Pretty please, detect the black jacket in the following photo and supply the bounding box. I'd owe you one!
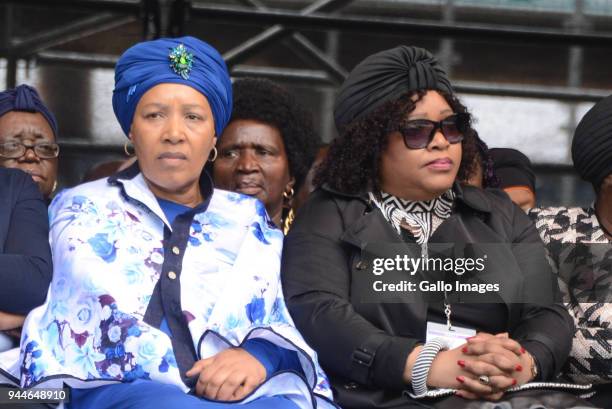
[281,183,574,408]
[0,168,52,315]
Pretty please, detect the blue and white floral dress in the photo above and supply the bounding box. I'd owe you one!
[0,165,335,409]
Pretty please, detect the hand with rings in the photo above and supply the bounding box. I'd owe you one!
[426,343,513,401]
[454,332,535,401]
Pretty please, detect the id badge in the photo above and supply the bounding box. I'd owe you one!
[426,321,476,349]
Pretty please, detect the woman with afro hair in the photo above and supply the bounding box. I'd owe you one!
[212,78,320,233]
[281,46,578,408]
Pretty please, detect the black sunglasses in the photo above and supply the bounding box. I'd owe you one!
[391,113,469,149]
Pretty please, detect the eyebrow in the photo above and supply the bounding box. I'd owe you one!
[141,103,168,110]
[182,104,206,111]
[3,131,50,141]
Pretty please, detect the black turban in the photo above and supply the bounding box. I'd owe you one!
[572,95,612,190]
[489,148,536,192]
[334,45,453,131]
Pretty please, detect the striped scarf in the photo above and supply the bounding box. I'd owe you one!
[369,189,455,245]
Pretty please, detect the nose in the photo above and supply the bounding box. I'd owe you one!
[164,112,186,144]
[236,150,259,173]
[18,145,41,163]
[427,127,450,151]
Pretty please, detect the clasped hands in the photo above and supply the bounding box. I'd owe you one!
[186,348,267,402]
[407,332,536,401]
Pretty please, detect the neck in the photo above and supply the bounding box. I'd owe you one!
[270,206,283,228]
[595,189,612,239]
[146,179,203,208]
[382,186,445,202]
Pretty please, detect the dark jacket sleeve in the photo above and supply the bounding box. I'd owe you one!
[505,199,574,381]
[0,171,53,314]
[281,191,417,390]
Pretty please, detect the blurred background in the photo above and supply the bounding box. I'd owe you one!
[2,0,612,206]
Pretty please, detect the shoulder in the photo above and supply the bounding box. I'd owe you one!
[460,185,519,224]
[208,188,284,245]
[49,178,118,216]
[528,206,589,228]
[0,167,38,194]
[527,206,596,243]
[209,188,269,221]
[289,188,365,237]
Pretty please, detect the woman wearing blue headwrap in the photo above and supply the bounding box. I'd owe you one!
[0,37,335,409]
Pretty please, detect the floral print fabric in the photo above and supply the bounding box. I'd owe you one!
[0,173,334,409]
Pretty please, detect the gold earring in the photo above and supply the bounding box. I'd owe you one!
[282,208,295,235]
[283,187,295,200]
[52,180,58,194]
[124,141,135,157]
[208,147,218,162]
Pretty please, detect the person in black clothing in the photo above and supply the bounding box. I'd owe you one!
[0,167,52,350]
[281,46,576,408]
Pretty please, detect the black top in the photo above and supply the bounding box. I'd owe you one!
[0,168,53,315]
[427,303,508,335]
[282,183,574,408]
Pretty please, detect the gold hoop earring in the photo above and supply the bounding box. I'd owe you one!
[208,147,218,162]
[282,208,295,235]
[283,187,295,200]
[51,180,58,194]
[124,141,135,157]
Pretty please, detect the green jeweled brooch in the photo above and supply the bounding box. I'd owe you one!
[169,44,194,80]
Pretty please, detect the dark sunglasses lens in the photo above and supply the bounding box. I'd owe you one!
[441,115,466,143]
[403,122,434,149]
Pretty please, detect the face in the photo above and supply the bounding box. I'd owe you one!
[213,119,294,222]
[130,83,216,202]
[504,187,536,211]
[0,111,58,198]
[379,90,462,201]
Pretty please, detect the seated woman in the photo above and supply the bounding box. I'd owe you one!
[212,78,320,233]
[0,167,52,351]
[529,95,612,406]
[2,37,334,409]
[0,84,60,202]
[282,46,577,407]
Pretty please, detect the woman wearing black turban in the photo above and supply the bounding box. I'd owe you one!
[529,95,612,407]
[282,46,578,408]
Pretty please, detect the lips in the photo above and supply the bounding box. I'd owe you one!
[159,152,187,160]
[424,157,453,170]
[234,180,263,195]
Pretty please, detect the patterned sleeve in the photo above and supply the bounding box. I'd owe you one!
[564,302,612,384]
[529,207,612,385]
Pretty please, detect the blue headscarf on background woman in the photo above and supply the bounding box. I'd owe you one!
[112,36,232,138]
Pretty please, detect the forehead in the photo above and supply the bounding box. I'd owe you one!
[138,83,210,107]
[0,111,55,141]
[407,90,453,119]
[219,119,285,149]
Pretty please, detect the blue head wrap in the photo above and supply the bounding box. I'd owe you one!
[112,36,232,137]
[0,84,59,138]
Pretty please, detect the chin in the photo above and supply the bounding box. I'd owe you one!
[423,179,455,196]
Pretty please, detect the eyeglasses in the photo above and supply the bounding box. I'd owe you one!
[391,113,469,149]
[0,141,60,159]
